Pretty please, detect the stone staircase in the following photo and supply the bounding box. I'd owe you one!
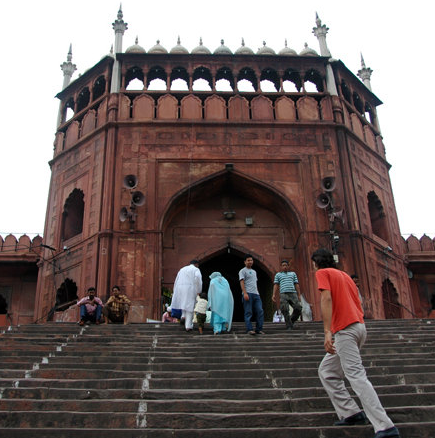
[0,319,434,438]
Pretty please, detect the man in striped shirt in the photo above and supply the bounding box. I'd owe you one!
[272,260,302,330]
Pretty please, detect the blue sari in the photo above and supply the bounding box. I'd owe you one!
[207,272,234,334]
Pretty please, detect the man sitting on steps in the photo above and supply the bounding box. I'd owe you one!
[103,285,131,325]
[77,287,103,326]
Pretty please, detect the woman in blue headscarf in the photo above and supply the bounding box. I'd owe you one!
[208,272,234,334]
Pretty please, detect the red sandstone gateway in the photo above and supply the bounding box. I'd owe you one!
[0,8,433,326]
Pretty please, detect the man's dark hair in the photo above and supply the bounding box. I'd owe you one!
[311,249,336,269]
[281,260,289,265]
[190,259,199,265]
[199,292,208,300]
[244,254,253,261]
[350,275,359,280]
[112,285,120,291]
[87,287,96,293]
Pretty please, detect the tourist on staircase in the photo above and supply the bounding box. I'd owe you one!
[272,260,302,330]
[239,254,264,335]
[171,260,203,332]
[311,248,400,438]
[207,272,234,335]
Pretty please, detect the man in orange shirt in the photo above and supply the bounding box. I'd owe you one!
[311,249,399,438]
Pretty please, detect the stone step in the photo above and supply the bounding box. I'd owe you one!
[0,424,433,438]
[1,406,434,428]
[1,392,434,413]
[3,383,435,401]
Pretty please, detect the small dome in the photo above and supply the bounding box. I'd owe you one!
[170,36,189,54]
[192,37,211,54]
[235,38,254,55]
[214,39,232,55]
[299,42,318,56]
[148,40,168,54]
[126,37,146,54]
[279,39,297,56]
[257,41,276,55]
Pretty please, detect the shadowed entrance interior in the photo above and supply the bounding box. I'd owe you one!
[200,251,273,322]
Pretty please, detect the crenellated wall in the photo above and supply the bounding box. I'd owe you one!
[404,234,435,318]
[0,234,41,326]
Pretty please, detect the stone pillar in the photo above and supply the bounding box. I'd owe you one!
[358,54,381,132]
[110,6,128,93]
[312,13,338,96]
[96,94,119,297]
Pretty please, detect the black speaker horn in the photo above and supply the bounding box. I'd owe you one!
[131,191,145,207]
[321,176,336,192]
[119,207,129,222]
[123,174,138,190]
[316,193,331,209]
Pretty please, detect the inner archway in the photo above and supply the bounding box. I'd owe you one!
[200,250,273,322]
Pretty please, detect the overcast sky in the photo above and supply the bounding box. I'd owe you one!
[0,0,433,239]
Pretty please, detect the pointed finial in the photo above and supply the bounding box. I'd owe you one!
[315,12,322,26]
[241,38,245,46]
[177,36,181,45]
[304,42,308,48]
[135,36,139,45]
[110,44,114,54]
[157,39,160,44]
[199,37,203,46]
[357,53,373,91]
[60,44,77,89]
[118,4,123,20]
[221,39,224,45]
[284,39,288,48]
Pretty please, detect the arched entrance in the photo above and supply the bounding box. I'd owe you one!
[200,249,273,322]
[160,168,302,321]
[382,279,402,319]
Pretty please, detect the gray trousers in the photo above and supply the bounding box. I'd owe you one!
[280,292,302,326]
[318,322,394,433]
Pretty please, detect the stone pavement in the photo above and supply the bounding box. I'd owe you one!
[0,319,434,437]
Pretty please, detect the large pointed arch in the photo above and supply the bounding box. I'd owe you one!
[160,168,303,242]
[160,168,305,322]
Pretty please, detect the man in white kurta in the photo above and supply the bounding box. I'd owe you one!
[171,260,202,331]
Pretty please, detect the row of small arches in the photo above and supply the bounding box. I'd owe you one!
[62,66,324,122]
[123,65,323,93]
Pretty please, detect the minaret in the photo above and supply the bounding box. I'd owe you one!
[357,54,380,132]
[57,44,77,126]
[357,53,373,91]
[312,13,338,96]
[312,12,331,57]
[110,4,128,93]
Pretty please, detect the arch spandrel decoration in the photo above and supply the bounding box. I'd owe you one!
[251,95,273,120]
[204,95,226,120]
[275,96,296,121]
[180,95,202,119]
[160,168,303,245]
[81,109,96,137]
[228,95,249,120]
[133,94,154,120]
[157,94,178,119]
[297,96,319,120]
